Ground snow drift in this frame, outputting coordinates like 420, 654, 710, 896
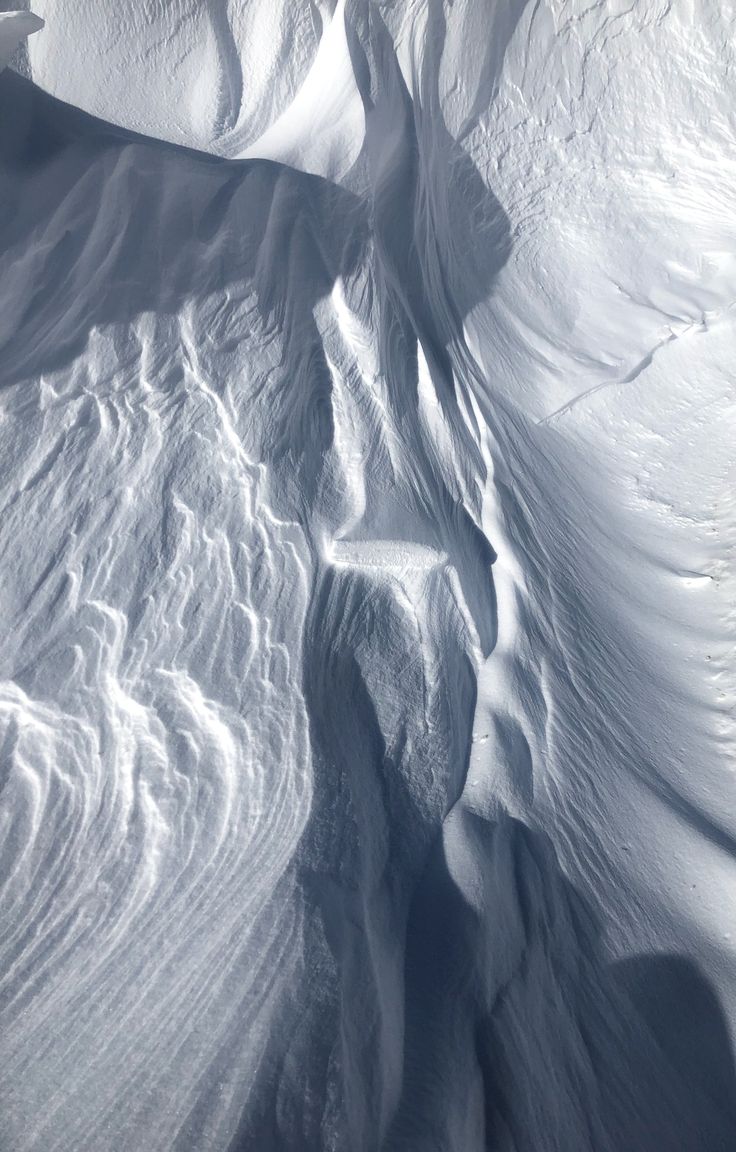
0, 10, 42, 71
1, 2, 735, 1150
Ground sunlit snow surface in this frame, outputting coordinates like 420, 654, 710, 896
1, 3, 736, 1150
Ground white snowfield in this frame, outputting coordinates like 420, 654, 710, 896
1, 2, 735, 1150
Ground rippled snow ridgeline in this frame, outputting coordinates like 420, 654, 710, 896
1, 3, 736, 1150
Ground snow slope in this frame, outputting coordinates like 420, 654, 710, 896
25, 0, 338, 155
1, 2, 735, 1150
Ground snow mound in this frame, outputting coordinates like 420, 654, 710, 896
0, 10, 42, 72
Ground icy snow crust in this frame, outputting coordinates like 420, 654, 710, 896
2, 2, 736, 1149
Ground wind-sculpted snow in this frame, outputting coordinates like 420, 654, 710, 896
24, 0, 353, 160
1, 2, 736, 1150
0, 9, 42, 71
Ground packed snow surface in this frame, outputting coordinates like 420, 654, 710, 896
1, 2, 736, 1150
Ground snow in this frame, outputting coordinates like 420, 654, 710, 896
234, 0, 365, 181
0, 10, 42, 72
1, 2, 735, 1150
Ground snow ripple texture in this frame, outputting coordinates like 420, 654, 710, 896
1, 2, 735, 1150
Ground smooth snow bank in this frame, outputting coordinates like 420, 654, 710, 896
0, 10, 42, 71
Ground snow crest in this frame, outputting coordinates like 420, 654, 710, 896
0, 10, 42, 72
